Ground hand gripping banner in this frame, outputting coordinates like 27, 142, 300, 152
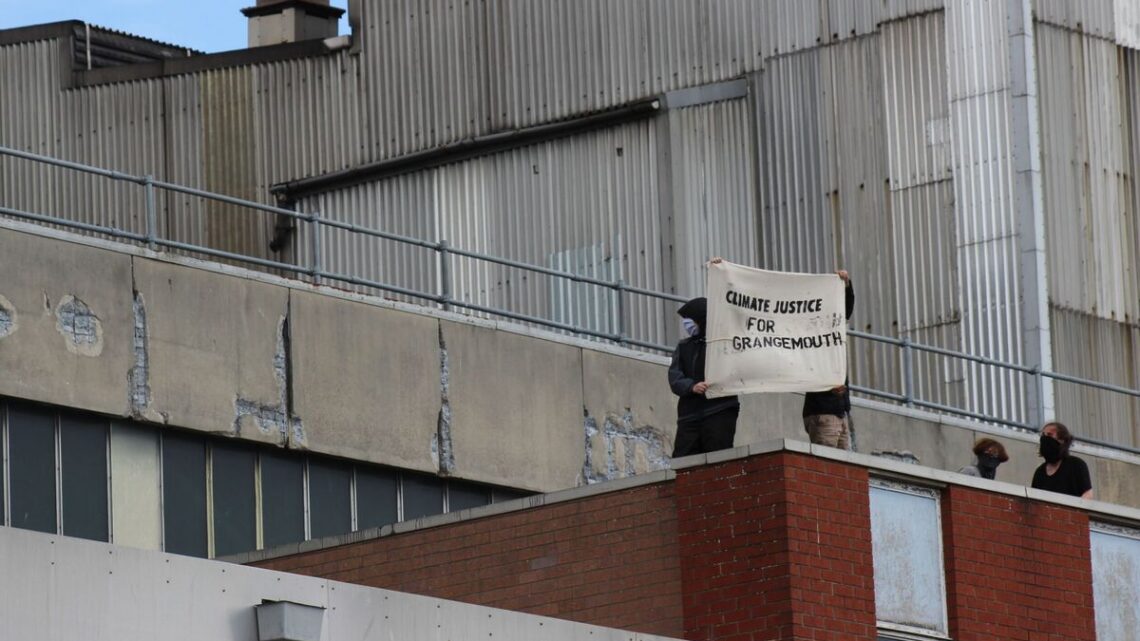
704, 261, 847, 397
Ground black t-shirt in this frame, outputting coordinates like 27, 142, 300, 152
1031, 456, 1092, 497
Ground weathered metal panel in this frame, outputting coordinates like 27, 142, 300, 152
1091, 523, 1140, 641
1037, 24, 1136, 322
1116, 0, 1140, 49
298, 119, 669, 347
1033, 0, 1116, 39
945, 0, 1025, 422
1050, 306, 1140, 448
869, 481, 948, 636
882, 12, 951, 192
755, 48, 831, 274
669, 98, 758, 302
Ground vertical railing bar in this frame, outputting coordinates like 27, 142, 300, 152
438, 239, 452, 312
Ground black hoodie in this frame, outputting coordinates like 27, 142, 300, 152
667, 297, 740, 422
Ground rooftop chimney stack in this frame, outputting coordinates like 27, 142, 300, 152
241, 0, 344, 48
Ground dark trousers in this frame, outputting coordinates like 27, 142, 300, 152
672, 409, 739, 458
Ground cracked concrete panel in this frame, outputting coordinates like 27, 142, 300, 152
581, 351, 677, 483
289, 291, 439, 473
443, 320, 585, 492
133, 258, 289, 441
0, 228, 133, 415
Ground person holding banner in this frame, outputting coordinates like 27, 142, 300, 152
668, 296, 741, 457
801, 270, 854, 449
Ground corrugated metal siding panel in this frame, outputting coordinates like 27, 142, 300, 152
946, 0, 1025, 422
823, 36, 900, 398
882, 13, 951, 192
361, 0, 492, 159
883, 0, 945, 22
0, 37, 162, 237
161, 74, 207, 248
1033, 0, 1115, 39
1051, 306, 1140, 448
756, 48, 831, 273
883, 13, 960, 408
1116, 0, 1140, 49
670, 99, 758, 300
298, 119, 668, 346
200, 66, 261, 258
1037, 24, 1136, 322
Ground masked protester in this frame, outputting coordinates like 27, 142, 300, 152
1030, 422, 1093, 499
667, 297, 740, 457
957, 438, 1009, 480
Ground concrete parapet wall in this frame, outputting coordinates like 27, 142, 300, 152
1, 220, 1138, 504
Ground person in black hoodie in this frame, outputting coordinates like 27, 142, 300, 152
668, 296, 740, 457
802, 270, 854, 449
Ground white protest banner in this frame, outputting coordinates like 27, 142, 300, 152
704, 261, 847, 396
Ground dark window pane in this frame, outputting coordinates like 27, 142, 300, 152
212, 443, 256, 557
492, 488, 531, 503
448, 482, 490, 512
309, 459, 351, 539
261, 452, 304, 549
60, 415, 108, 541
403, 473, 443, 520
162, 433, 207, 557
8, 405, 56, 533
356, 467, 397, 530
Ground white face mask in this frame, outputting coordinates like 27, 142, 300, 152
681, 318, 700, 337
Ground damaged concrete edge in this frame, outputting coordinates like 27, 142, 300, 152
127, 259, 167, 424
232, 301, 304, 447
0, 293, 18, 338
433, 322, 455, 475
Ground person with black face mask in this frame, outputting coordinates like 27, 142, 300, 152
958, 438, 1009, 480
668, 295, 740, 457
1030, 421, 1093, 499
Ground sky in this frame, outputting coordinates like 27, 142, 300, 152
1, 0, 350, 53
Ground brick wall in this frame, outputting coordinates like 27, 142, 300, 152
255, 483, 686, 638
674, 453, 876, 641
251, 450, 1102, 641
942, 485, 1096, 641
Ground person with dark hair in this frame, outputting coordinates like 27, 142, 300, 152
1031, 422, 1093, 499
802, 270, 854, 449
958, 437, 1009, 480
668, 296, 740, 457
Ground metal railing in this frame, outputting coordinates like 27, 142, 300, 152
3, 145, 1140, 455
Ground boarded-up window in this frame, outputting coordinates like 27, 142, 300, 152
1091, 523, 1140, 641
869, 479, 947, 637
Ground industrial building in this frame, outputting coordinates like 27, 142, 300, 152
2, 0, 1140, 639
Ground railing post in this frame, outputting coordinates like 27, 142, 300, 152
901, 336, 914, 407
310, 210, 322, 286
1033, 365, 1045, 427
143, 174, 156, 251
438, 239, 452, 312
612, 279, 627, 345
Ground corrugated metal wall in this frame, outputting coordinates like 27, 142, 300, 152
1035, 22, 1140, 445
882, 12, 962, 409
945, 0, 1025, 423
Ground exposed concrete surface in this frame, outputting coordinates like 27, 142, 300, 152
443, 319, 585, 492
289, 290, 440, 473
855, 406, 976, 471
581, 350, 675, 482
0, 228, 132, 415
133, 257, 289, 441
0, 293, 17, 338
